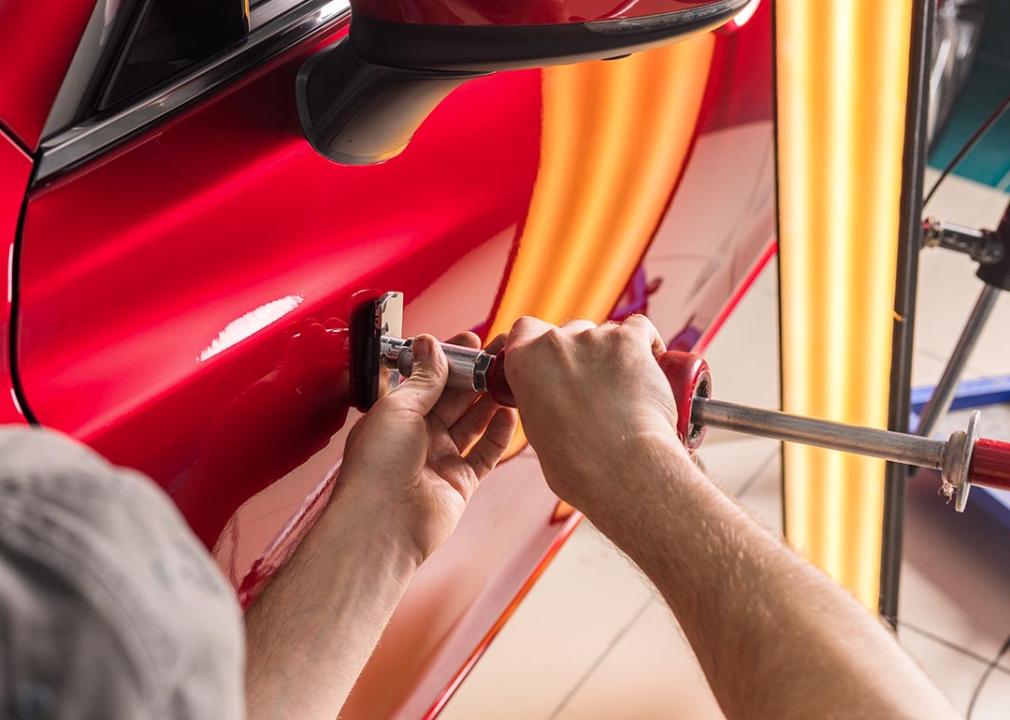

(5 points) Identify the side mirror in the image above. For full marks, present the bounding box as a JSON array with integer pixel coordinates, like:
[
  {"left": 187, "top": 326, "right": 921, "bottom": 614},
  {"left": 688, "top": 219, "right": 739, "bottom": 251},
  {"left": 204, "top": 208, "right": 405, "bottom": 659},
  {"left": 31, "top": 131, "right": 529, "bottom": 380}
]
[{"left": 297, "top": 0, "right": 748, "bottom": 164}]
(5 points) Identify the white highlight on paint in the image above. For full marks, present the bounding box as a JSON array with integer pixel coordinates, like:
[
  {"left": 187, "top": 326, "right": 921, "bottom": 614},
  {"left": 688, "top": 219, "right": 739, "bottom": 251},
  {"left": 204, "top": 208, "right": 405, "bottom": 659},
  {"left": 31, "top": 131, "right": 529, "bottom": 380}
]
[
  {"left": 9, "top": 388, "right": 22, "bottom": 416},
  {"left": 7, "top": 243, "right": 13, "bottom": 304},
  {"left": 318, "top": 0, "right": 349, "bottom": 20},
  {"left": 733, "top": 0, "right": 761, "bottom": 27},
  {"left": 199, "top": 295, "right": 303, "bottom": 362}
]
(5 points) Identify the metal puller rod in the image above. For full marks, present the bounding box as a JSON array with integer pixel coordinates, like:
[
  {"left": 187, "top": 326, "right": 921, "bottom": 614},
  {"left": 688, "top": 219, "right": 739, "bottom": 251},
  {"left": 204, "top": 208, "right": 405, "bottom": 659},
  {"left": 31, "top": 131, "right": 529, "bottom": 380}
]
[
  {"left": 692, "top": 399, "right": 947, "bottom": 471},
  {"left": 362, "top": 290, "right": 1010, "bottom": 514}
]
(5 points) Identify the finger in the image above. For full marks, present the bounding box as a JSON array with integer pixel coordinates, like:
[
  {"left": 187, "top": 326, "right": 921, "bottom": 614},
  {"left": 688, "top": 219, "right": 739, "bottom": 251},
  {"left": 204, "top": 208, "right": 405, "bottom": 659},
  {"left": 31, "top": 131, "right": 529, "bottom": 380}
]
[
  {"left": 465, "top": 408, "right": 519, "bottom": 479},
  {"left": 431, "top": 331, "right": 483, "bottom": 427},
  {"left": 444, "top": 331, "right": 481, "bottom": 350},
  {"left": 484, "top": 333, "right": 506, "bottom": 355},
  {"left": 384, "top": 334, "right": 447, "bottom": 415},
  {"left": 622, "top": 314, "right": 666, "bottom": 356},
  {"left": 505, "top": 316, "right": 555, "bottom": 351},
  {"left": 560, "top": 318, "right": 597, "bottom": 335},
  {"left": 448, "top": 393, "right": 500, "bottom": 451}
]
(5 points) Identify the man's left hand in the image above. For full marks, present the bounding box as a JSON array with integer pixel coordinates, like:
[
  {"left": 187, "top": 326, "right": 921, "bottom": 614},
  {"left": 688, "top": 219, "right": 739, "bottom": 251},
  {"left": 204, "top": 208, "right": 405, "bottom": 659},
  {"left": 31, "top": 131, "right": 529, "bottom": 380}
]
[{"left": 339, "top": 332, "right": 518, "bottom": 564}]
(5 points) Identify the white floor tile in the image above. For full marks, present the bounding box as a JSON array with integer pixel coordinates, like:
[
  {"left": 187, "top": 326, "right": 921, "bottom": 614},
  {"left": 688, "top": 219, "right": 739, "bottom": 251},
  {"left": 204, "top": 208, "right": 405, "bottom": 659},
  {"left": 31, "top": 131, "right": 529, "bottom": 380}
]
[
  {"left": 702, "top": 269, "right": 780, "bottom": 412},
  {"left": 915, "top": 175, "right": 1010, "bottom": 382},
  {"left": 900, "top": 626, "right": 994, "bottom": 715},
  {"left": 697, "top": 436, "right": 779, "bottom": 497},
  {"left": 911, "top": 349, "right": 950, "bottom": 389},
  {"left": 965, "top": 660, "right": 1010, "bottom": 720},
  {"left": 923, "top": 169, "right": 1008, "bottom": 228},
  {"left": 966, "top": 290, "right": 1010, "bottom": 378},
  {"left": 914, "top": 261, "right": 1009, "bottom": 381},
  {"left": 440, "top": 521, "right": 654, "bottom": 720},
  {"left": 553, "top": 600, "right": 725, "bottom": 720},
  {"left": 735, "top": 444, "right": 783, "bottom": 534},
  {"left": 750, "top": 254, "right": 778, "bottom": 299},
  {"left": 899, "top": 467, "right": 1010, "bottom": 672}
]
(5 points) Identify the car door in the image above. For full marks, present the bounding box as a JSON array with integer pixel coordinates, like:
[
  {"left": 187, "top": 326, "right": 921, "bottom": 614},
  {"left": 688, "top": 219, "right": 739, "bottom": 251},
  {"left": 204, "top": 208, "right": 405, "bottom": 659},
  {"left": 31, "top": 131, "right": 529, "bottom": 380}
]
[{"left": 13, "top": 0, "right": 775, "bottom": 716}]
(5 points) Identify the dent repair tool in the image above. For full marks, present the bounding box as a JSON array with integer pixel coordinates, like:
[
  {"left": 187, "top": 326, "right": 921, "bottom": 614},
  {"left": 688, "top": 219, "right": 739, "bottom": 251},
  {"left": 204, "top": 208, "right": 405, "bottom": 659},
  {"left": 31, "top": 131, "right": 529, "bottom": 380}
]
[{"left": 351, "top": 292, "right": 1010, "bottom": 512}]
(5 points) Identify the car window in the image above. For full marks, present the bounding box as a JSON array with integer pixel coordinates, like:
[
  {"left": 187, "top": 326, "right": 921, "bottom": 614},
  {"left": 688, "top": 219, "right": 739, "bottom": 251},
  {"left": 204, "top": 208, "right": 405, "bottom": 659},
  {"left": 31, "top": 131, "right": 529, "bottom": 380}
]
[
  {"left": 39, "top": 0, "right": 346, "bottom": 177},
  {"left": 99, "top": 0, "right": 249, "bottom": 111}
]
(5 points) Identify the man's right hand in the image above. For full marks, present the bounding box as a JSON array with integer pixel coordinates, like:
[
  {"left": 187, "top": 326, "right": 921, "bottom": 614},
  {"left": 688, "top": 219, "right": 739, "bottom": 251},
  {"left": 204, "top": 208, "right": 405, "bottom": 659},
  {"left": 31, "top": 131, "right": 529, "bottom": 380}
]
[
  {"left": 504, "top": 315, "right": 961, "bottom": 720},
  {"left": 503, "top": 315, "right": 688, "bottom": 516}
]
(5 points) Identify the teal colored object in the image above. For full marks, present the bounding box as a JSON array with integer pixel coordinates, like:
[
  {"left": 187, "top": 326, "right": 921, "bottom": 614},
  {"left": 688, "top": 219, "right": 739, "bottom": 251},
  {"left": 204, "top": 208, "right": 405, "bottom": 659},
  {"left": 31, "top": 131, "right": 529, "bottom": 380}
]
[{"left": 929, "top": 1, "right": 1010, "bottom": 190}]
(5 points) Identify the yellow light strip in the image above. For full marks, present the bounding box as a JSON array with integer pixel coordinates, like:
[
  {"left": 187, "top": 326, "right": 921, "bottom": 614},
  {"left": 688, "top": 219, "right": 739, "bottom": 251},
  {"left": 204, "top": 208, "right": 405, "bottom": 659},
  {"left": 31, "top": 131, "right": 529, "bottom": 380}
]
[{"left": 777, "top": 0, "right": 914, "bottom": 609}]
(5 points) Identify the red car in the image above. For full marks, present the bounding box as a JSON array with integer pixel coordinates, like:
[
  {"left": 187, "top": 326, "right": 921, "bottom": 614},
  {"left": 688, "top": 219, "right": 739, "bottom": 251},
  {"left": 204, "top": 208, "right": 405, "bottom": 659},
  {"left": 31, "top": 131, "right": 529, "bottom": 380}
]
[{"left": 0, "top": 0, "right": 773, "bottom": 716}]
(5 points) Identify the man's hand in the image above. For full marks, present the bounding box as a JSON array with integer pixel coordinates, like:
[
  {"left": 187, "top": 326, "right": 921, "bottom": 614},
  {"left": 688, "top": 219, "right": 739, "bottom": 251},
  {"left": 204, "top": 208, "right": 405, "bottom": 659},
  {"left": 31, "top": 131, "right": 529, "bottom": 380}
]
[
  {"left": 502, "top": 315, "right": 958, "bottom": 720},
  {"left": 503, "top": 315, "right": 683, "bottom": 515},
  {"left": 245, "top": 331, "right": 517, "bottom": 720},
  {"left": 340, "top": 331, "right": 518, "bottom": 563}
]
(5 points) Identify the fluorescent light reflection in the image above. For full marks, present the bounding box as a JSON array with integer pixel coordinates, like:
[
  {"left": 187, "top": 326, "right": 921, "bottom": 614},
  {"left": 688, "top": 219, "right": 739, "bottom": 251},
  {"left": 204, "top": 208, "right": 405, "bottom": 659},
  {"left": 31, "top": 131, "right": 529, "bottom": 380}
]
[
  {"left": 199, "top": 295, "right": 303, "bottom": 362},
  {"left": 777, "top": 0, "right": 914, "bottom": 609}
]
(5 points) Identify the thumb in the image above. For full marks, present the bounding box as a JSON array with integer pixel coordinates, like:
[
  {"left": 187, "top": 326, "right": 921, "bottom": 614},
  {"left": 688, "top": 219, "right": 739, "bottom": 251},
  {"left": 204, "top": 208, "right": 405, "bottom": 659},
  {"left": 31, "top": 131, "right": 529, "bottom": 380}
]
[{"left": 389, "top": 335, "right": 448, "bottom": 415}]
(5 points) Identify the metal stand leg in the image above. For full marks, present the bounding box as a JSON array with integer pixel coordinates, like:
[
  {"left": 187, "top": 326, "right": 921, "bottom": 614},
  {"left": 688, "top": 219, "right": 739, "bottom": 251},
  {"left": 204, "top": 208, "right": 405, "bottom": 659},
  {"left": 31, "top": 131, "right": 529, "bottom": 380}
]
[
  {"left": 879, "top": 0, "right": 935, "bottom": 627},
  {"left": 915, "top": 283, "right": 1000, "bottom": 438}
]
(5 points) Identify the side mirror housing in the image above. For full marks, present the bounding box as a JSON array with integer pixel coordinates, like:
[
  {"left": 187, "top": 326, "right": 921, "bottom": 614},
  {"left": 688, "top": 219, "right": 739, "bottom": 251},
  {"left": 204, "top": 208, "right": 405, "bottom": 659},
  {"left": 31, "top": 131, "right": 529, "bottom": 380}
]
[{"left": 297, "top": 0, "right": 748, "bottom": 164}]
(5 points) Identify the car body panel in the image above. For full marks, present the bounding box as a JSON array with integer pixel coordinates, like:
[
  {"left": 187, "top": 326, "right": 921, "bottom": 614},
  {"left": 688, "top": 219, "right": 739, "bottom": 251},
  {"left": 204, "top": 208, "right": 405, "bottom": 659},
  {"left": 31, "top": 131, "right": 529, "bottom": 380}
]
[
  {"left": 19, "top": 21, "right": 542, "bottom": 546},
  {"left": 0, "top": 0, "right": 95, "bottom": 149},
  {"left": 11, "top": 1, "right": 773, "bottom": 716},
  {"left": 0, "top": 131, "right": 30, "bottom": 424}
]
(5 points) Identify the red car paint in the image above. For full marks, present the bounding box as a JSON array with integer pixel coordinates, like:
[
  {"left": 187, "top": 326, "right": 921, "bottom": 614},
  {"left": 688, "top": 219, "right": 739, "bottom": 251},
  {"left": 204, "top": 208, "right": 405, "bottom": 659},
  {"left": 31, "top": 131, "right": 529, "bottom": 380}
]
[
  {"left": 0, "top": 132, "right": 31, "bottom": 424},
  {"left": 0, "top": 0, "right": 96, "bottom": 150},
  {"left": 354, "top": 0, "right": 731, "bottom": 24},
  {"left": 5, "top": 1, "right": 774, "bottom": 717},
  {"left": 19, "top": 34, "right": 542, "bottom": 548}
]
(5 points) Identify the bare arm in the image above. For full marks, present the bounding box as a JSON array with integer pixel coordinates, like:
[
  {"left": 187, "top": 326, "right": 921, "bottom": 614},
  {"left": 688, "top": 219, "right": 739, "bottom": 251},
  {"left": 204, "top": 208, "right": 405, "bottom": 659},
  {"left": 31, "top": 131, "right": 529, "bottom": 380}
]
[
  {"left": 503, "top": 316, "right": 957, "bottom": 720},
  {"left": 244, "top": 333, "right": 517, "bottom": 719}
]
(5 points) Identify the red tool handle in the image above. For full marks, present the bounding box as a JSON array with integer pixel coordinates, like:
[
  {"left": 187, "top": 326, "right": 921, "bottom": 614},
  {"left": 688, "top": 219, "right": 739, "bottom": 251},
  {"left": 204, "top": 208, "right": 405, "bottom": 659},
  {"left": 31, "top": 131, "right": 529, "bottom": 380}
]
[
  {"left": 657, "top": 351, "right": 712, "bottom": 450},
  {"left": 486, "top": 352, "right": 515, "bottom": 407},
  {"left": 969, "top": 438, "right": 1010, "bottom": 492},
  {"left": 484, "top": 349, "right": 710, "bottom": 450}
]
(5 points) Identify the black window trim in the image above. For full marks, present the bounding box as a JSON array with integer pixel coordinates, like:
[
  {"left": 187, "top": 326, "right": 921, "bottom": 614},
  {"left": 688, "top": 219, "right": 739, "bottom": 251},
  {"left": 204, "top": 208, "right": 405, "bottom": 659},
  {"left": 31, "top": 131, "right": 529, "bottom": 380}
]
[{"left": 36, "top": 0, "right": 350, "bottom": 184}]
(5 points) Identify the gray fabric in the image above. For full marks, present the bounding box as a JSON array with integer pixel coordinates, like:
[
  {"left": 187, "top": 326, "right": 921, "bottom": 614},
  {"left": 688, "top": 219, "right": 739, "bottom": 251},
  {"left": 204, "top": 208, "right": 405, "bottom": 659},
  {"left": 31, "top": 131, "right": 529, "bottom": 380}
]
[{"left": 0, "top": 427, "right": 245, "bottom": 720}]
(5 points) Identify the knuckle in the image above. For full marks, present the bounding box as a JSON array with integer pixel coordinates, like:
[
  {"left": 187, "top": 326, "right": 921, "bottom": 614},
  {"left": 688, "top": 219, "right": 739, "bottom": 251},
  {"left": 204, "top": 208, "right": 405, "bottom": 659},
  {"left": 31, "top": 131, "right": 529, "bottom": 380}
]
[
  {"left": 543, "top": 327, "right": 566, "bottom": 347},
  {"left": 623, "top": 314, "right": 654, "bottom": 336},
  {"left": 615, "top": 323, "right": 639, "bottom": 343}
]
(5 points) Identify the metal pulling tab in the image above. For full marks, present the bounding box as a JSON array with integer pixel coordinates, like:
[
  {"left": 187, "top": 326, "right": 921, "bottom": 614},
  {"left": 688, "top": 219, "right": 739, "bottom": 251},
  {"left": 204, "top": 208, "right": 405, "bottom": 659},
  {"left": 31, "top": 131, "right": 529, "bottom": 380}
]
[{"left": 379, "top": 336, "right": 492, "bottom": 393}]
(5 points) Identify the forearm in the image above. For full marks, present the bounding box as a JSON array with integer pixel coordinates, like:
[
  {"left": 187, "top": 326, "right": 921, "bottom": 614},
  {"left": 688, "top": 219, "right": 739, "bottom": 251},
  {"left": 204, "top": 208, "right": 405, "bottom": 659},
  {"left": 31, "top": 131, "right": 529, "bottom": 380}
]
[
  {"left": 586, "top": 436, "right": 956, "bottom": 720},
  {"left": 244, "top": 477, "right": 418, "bottom": 720}
]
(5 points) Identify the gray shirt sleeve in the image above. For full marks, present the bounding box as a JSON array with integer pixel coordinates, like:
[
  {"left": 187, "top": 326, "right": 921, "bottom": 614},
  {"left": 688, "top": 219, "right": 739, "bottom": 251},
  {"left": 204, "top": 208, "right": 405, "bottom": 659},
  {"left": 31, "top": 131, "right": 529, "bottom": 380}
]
[{"left": 0, "top": 427, "right": 245, "bottom": 720}]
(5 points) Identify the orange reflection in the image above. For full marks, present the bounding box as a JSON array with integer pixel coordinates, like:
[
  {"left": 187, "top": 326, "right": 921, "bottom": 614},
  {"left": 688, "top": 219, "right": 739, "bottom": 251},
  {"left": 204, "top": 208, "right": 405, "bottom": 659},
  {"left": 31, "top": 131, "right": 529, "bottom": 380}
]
[{"left": 489, "top": 36, "right": 716, "bottom": 456}]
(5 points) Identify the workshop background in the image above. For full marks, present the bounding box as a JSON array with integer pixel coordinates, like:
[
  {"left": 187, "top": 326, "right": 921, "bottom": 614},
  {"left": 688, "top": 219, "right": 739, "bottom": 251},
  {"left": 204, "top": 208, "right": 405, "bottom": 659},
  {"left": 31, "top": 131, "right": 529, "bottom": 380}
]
[{"left": 441, "top": 4, "right": 1010, "bottom": 718}]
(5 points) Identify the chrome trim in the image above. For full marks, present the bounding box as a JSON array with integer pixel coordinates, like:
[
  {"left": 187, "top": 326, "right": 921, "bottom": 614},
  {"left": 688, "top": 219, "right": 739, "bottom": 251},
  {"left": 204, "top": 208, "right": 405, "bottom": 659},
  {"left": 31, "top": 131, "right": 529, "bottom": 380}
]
[
  {"left": 251, "top": 0, "right": 317, "bottom": 29},
  {"left": 37, "top": 0, "right": 350, "bottom": 183},
  {"left": 42, "top": 0, "right": 140, "bottom": 138}
]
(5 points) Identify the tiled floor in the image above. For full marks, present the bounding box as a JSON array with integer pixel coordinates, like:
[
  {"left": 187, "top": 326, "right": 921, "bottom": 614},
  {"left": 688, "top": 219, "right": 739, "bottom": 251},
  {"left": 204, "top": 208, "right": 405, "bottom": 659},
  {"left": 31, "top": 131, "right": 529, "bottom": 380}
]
[{"left": 441, "top": 170, "right": 1010, "bottom": 719}]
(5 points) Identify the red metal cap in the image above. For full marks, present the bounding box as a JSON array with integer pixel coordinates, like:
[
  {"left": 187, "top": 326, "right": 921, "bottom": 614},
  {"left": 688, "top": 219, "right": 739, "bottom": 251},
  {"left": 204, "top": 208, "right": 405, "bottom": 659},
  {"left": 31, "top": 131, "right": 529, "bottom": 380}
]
[
  {"left": 968, "top": 437, "right": 1010, "bottom": 492},
  {"left": 656, "top": 351, "right": 711, "bottom": 450},
  {"left": 486, "top": 352, "right": 516, "bottom": 408}
]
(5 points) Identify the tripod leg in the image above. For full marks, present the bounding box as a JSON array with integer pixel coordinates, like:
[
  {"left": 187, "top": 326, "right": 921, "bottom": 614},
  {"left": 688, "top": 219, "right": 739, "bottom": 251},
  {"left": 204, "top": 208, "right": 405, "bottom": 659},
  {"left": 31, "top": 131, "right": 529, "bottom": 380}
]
[{"left": 915, "top": 283, "right": 999, "bottom": 438}]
